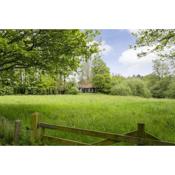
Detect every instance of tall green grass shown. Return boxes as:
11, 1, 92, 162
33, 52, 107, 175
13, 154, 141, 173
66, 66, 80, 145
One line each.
0, 94, 175, 145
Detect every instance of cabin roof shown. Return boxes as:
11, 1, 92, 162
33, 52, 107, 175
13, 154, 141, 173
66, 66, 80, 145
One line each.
78, 82, 94, 88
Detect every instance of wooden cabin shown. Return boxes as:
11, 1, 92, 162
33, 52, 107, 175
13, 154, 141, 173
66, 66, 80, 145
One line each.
78, 82, 97, 93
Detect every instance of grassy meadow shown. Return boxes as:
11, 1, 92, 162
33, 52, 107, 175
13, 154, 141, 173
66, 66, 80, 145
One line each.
0, 94, 175, 145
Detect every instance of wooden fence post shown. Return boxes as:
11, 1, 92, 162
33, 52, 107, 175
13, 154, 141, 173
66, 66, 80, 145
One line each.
40, 127, 45, 144
14, 120, 21, 145
31, 112, 39, 143
137, 123, 145, 145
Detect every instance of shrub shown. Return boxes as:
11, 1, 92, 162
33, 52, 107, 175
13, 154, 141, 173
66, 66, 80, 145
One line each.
0, 87, 5, 95
110, 82, 132, 96
25, 87, 59, 95
126, 79, 151, 98
40, 88, 47, 95
65, 86, 79, 95
0, 86, 14, 95
165, 81, 175, 98
92, 74, 111, 93
92, 56, 112, 94
150, 78, 170, 98
111, 75, 125, 86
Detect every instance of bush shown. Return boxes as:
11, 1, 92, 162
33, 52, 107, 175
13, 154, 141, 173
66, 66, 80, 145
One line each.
126, 79, 151, 98
150, 78, 170, 98
0, 86, 14, 95
165, 81, 175, 98
110, 78, 151, 98
92, 74, 111, 93
22, 86, 60, 95
111, 75, 125, 86
65, 86, 79, 95
110, 82, 132, 96
0, 87, 5, 95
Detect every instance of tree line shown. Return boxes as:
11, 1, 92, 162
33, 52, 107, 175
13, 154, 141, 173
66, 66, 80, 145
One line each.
79, 54, 175, 99
1, 29, 175, 98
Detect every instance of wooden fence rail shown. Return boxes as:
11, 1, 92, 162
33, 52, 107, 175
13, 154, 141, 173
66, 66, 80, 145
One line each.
30, 113, 175, 146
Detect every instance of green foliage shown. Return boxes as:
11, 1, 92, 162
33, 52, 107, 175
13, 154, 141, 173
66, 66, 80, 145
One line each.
0, 30, 100, 96
150, 78, 171, 98
126, 78, 151, 98
134, 30, 175, 55
111, 75, 125, 86
164, 80, 175, 98
37, 74, 56, 88
110, 82, 132, 96
110, 78, 151, 98
64, 80, 79, 95
0, 86, 14, 95
142, 74, 160, 89
92, 56, 111, 93
0, 29, 99, 73
143, 74, 173, 98
65, 86, 79, 95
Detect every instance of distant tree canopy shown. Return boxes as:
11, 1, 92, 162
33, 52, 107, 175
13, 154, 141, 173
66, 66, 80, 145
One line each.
0, 29, 100, 73
92, 55, 111, 93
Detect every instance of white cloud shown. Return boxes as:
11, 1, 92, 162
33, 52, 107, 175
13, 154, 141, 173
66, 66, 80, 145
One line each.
116, 47, 159, 76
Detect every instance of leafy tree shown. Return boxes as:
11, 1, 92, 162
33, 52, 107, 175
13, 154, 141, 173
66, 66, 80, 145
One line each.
150, 78, 171, 98
0, 29, 100, 95
153, 59, 170, 79
142, 73, 159, 89
111, 74, 125, 86
65, 86, 79, 95
37, 73, 56, 88
133, 29, 175, 57
92, 55, 111, 93
110, 82, 132, 96
0, 30, 99, 72
133, 29, 175, 74
126, 78, 151, 98
165, 79, 175, 98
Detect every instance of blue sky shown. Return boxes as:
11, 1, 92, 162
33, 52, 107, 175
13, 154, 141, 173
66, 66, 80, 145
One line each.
98, 29, 155, 76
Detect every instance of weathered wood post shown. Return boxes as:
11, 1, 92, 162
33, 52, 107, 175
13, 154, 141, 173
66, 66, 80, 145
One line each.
40, 127, 45, 144
31, 112, 40, 143
14, 120, 21, 145
137, 123, 145, 145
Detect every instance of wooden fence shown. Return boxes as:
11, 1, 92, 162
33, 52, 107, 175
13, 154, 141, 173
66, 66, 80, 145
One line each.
0, 119, 21, 145
30, 113, 175, 146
